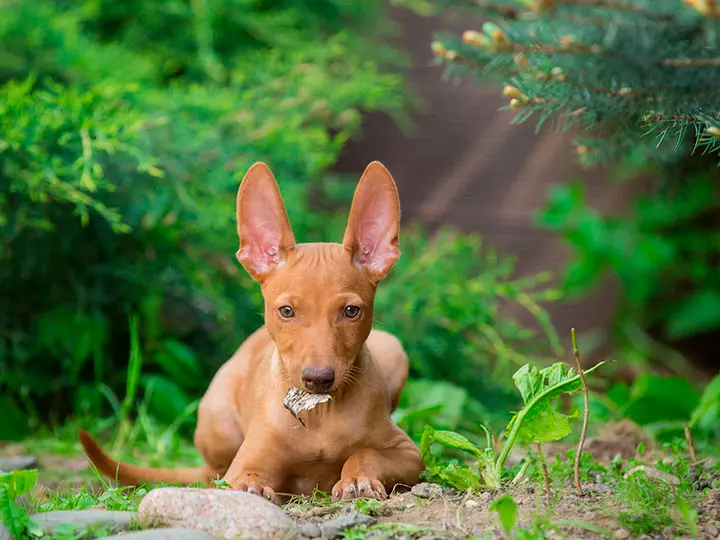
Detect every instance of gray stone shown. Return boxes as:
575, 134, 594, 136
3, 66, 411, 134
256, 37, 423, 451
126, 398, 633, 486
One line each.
0, 522, 11, 540
613, 529, 631, 540
30, 510, 139, 535
0, 455, 39, 472
319, 511, 376, 538
138, 487, 295, 540
410, 482, 445, 499
297, 522, 322, 538
104, 528, 214, 539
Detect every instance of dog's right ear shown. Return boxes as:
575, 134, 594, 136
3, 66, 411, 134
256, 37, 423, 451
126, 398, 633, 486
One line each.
236, 162, 296, 282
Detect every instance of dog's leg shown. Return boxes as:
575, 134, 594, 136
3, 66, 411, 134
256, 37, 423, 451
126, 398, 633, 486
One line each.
332, 428, 424, 501
221, 432, 286, 504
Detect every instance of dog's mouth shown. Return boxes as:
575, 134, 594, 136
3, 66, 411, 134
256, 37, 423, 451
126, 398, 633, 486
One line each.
283, 386, 331, 427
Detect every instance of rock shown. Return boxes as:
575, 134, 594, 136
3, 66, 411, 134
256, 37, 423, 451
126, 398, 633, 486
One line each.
0, 523, 11, 540
104, 528, 214, 539
704, 523, 718, 537
297, 521, 322, 538
30, 510, 138, 535
318, 511, 376, 538
0, 455, 39, 472
138, 487, 294, 540
411, 482, 445, 499
613, 529, 631, 539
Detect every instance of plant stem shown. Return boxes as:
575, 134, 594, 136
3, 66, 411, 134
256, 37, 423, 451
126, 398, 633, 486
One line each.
684, 423, 697, 462
536, 442, 551, 498
571, 328, 588, 497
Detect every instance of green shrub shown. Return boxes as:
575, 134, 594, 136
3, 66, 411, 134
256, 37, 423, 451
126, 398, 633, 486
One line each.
0, 0, 409, 433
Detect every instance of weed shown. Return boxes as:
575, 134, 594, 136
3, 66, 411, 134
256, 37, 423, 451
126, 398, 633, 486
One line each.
353, 498, 383, 516
420, 361, 605, 491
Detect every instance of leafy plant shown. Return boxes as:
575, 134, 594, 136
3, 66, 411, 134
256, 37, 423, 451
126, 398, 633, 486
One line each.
0, 468, 39, 539
421, 361, 604, 491
489, 494, 518, 536
376, 226, 565, 413
0, 0, 414, 428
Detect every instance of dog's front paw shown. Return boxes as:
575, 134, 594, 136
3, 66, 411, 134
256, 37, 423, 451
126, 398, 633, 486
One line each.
332, 475, 387, 501
227, 472, 279, 504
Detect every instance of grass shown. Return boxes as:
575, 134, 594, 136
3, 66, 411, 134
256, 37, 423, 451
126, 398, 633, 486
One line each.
4, 417, 714, 539
2, 350, 718, 539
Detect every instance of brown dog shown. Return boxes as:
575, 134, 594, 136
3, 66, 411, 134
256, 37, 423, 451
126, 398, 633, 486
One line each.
79, 161, 424, 503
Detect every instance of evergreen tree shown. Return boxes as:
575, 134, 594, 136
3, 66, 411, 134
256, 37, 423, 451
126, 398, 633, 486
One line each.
432, 0, 720, 377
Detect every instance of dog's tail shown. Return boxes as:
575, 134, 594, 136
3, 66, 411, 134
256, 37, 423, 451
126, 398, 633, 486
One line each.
78, 430, 214, 486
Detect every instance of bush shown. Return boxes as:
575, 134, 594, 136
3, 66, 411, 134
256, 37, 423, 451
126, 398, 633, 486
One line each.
0, 0, 563, 439
0, 0, 409, 435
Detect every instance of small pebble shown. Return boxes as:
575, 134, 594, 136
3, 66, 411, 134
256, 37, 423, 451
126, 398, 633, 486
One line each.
411, 482, 445, 499
0, 523, 11, 540
139, 487, 294, 540
30, 510, 138, 535
103, 528, 214, 539
319, 511, 376, 538
613, 529, 630, 540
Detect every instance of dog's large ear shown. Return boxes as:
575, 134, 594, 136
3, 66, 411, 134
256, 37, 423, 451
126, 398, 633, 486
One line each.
236, 162, 295, 282
342, 161, 400, 282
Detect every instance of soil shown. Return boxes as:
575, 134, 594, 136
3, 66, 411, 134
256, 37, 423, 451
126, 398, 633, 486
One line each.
3, 421, 719, 539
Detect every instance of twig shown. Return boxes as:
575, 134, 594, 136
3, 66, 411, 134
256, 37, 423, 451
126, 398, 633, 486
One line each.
684, 424, 698, 462
571, 328, 588, 497
536, 442, 552, 498
662, 57, 720, 67
557, 0, 675, 22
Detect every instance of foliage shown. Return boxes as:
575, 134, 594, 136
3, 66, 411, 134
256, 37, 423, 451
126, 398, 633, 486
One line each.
598, 371, 720, 444
376, 226, 565, 414
0, 468, 39, 539
420, 361, 604, 491
431, 0, 720, 375
536, 161, 720, 376
432, 0, 720, 167
0, 0, 410, 432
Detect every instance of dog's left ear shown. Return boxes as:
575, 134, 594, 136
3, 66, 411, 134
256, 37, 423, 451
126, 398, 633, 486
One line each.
342, 161, 400, 282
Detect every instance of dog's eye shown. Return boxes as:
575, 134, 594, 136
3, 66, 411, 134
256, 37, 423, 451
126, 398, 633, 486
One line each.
278, 305, 295, 319
343, 305, 361, 319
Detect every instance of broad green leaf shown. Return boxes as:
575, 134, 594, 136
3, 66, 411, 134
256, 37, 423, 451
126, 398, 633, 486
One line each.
0, 484, 29, 538
151, 340, 204, 391
497, 361, 604, 471
424, 463, 480, 492
489, 494, 518, 535
419, 425, 435, 460
510, 403, 579, 444
624, 375, 700, 425
690, 373, 720, 428
666, 289, 720, 339
512, 364, 539, 403
432, 430, 484, 457
0, 469, 39, 500
142, 375, 191, 425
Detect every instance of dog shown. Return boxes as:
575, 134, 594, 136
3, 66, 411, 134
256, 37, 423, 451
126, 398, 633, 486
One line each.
79, 161, 424, 504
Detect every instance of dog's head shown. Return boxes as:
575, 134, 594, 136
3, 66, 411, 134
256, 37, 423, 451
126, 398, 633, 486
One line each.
235, 161, 401, 394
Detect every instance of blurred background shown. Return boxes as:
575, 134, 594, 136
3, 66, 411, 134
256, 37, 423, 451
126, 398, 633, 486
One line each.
1, 0, 718, 451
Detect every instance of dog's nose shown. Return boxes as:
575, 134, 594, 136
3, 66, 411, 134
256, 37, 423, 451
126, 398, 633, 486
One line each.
301, 367, 335, 393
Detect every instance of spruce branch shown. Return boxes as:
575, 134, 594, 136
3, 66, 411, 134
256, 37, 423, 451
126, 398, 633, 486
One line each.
662, 57, 720, 67
550, 0, 676, 22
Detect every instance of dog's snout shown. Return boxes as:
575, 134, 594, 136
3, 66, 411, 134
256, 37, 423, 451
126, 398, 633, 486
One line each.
301, 366, 335, 392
